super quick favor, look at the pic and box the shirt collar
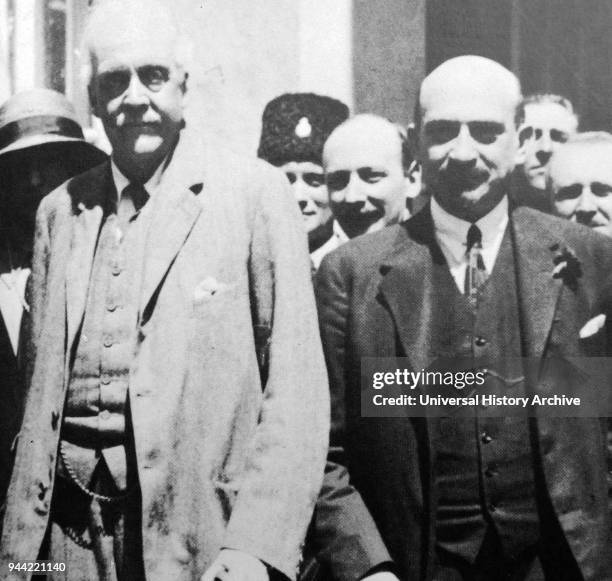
[332,220,350,243]
[430,194,509,263]
[110,156,166,200]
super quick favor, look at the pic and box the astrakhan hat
[257,93,349,166]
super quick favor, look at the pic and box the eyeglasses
[97,66,170,97]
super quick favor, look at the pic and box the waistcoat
[431,228,540,561]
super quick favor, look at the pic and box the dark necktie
[123,182,149,213]
[464,223,487,305]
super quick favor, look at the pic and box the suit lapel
[138,133,205,319]
[65,163,109,351]
[139,186,202,317]
[378,208,439,372]
[510,209,564,359]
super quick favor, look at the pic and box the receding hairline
[325,114,403,153]
[415,55,522,127]
[552,131,612,161]
[82,0,189,81]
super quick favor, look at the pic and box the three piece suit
[314,202,612,581]
[0,131,330,580]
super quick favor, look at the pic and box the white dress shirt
[310,220,349,270]
[430,195,509,293]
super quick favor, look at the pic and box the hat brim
[0,135,107,166]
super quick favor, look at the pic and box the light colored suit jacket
[0,131,329,581]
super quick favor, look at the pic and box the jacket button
[481,431,492,444]
[475,336,487,346]
[484,464,498,478]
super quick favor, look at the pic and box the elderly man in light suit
[0,2,329,580]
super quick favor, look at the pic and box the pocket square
[193,276,230,302]
[579,314,607,339]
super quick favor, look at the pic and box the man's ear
[514,126,526,166]
[180,72,189,95]
[407,122,421,163]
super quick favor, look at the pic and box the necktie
[123,182,149,213]
[464,223,487,305]
[118,183,149,227]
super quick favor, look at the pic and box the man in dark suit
[0,2,329,580]
[314,55,612,581]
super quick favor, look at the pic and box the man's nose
[292,178,309,203]
[124,72,149,106]
[536,131,552,154]
[576,186,597,223]
[344,174,366,204]
[449,124,477,164]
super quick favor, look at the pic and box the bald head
[417,55,522,222]
[323,114,409,238]
[324,114,404,165]
[419,56,521,125]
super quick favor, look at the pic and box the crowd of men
[0,1,611,580]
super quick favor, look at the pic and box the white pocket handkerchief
[579,313,607,339]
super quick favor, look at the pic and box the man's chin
[131,135,164,155]
[526,173,547,191]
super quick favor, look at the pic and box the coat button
[475,336,487,346]
[103,335,114,348]
[100,410,111,421]
[481,431,492,444]
[484,464,498,478]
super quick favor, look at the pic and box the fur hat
[257,93,349,166]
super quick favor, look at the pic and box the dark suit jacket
[0,130,330,581]
[313,203,612,581]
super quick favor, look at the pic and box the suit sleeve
[312,253,393,581]
[222,166,330,580]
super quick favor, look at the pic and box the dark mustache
[440,166,489,190]
[336,203,382,219]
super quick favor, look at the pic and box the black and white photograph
[0,1,611,580]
